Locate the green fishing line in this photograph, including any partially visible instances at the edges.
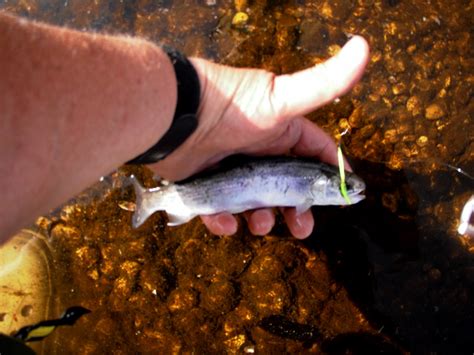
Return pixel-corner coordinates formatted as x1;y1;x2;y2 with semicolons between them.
337;144;351;204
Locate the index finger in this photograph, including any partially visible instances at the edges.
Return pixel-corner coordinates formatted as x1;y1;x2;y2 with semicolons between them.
289;117;353;172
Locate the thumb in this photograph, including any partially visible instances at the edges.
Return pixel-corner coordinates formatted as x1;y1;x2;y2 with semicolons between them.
271;35;370;119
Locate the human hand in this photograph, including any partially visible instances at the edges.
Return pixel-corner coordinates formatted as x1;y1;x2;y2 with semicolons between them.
150;36;369;239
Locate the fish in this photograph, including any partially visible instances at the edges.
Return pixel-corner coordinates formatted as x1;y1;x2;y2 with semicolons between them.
13;306;91;342
258;315;320;342
129;156;366;228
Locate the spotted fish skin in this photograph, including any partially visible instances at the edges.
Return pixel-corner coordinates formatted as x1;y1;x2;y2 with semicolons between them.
130;156;365;228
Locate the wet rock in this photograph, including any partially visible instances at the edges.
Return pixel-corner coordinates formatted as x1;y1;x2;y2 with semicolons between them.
384;129;398;144
297;18;329;54
172;308;218;350
357;124;376;140
441;114;469;157
348;105;369;128
109;275;135;312
223;334;247;352
392;82;407;95
246;255;285;282
122;237;147;261
168;288;198;313
425;102;446;120
200;281;237;314
387;153;404;170
223;302;256;338
244;280;291;317
139;264;174;300
416;135;429;147
384;55;407;74
406;95;423;116
320;0;354;21
232;11;249;29
453;81;472;106
74;246;99;272
206;235;253;278
140;327;182;353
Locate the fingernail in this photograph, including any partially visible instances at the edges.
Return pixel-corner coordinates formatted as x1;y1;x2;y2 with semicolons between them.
292;213;313;239
215;214;237;235
252;210;273;235
294;215;303;229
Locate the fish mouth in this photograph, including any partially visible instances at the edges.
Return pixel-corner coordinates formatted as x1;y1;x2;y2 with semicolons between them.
348;190;366;204
347;180;366;204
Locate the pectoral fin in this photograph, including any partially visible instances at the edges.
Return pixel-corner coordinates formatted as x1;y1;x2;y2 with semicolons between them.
295;200;312;215
167;213;194;226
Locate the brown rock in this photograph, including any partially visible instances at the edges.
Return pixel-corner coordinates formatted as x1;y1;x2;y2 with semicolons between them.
425;102;446;120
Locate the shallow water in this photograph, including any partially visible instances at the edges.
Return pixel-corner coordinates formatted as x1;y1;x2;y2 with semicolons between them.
0;0;473;353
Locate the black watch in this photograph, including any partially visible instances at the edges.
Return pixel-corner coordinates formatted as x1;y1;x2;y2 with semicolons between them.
127;47;200;165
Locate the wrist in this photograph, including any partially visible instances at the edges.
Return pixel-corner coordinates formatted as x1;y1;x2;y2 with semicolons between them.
128;47;201;164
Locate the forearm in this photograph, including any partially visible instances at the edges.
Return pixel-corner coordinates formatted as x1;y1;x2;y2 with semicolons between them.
0;12;177;241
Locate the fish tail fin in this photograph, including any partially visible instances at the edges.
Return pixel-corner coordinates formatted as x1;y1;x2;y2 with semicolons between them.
129;175;163;228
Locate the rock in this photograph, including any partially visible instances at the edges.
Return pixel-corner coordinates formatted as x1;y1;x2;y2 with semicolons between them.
425;102;446;120
297;18;329;54
406;95;422;116
416;135;429;147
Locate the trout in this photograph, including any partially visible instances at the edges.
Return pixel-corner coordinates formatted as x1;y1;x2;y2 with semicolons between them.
129;156;365;228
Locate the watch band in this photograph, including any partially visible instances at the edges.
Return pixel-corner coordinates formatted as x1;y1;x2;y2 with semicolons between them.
127;46;200;165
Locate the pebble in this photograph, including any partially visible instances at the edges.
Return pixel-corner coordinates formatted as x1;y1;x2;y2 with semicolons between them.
224;334;246;353
201;281;236;313
416;135;429;147
388;154;403;170
21;305;33;317
338;118;351;133
348;106;364;128
168;288;198;313
327;44;341;56
392;82;407;95
232;12;249;28
428;268;442;281
406;95;422;115
425;103;445;120
384;129;398;144
50;223;82;244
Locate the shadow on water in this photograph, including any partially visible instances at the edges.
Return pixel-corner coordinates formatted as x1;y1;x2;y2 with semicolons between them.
304;159;474;353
